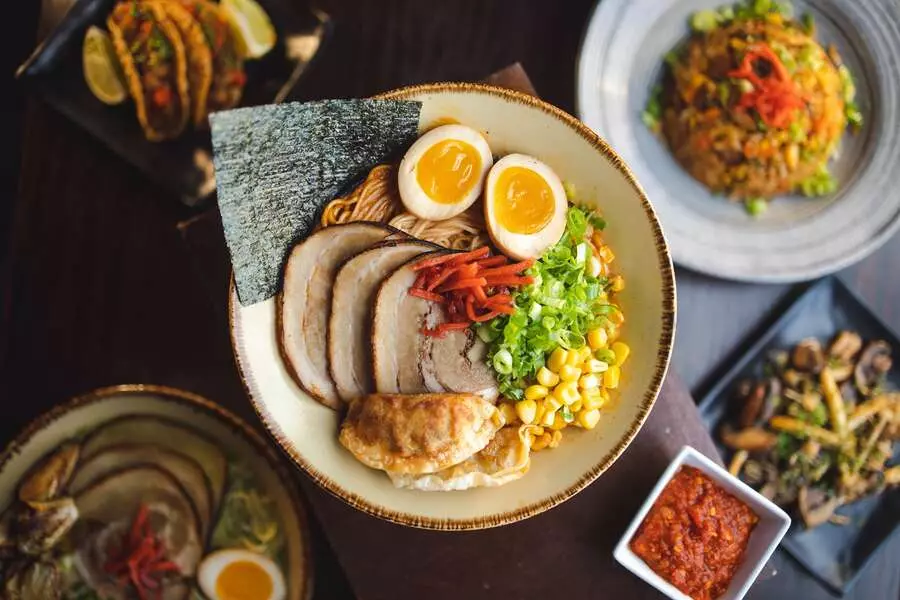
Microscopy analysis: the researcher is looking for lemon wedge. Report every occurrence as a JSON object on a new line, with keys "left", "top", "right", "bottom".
{"left": 83, "top": 26, "right": 128, "bottom": 105}
{"left": 221, "top": 0, "right": 276, "bottom": 59}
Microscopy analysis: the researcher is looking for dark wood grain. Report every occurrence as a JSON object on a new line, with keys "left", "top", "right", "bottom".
{"left": 3, "top": 1, "right": 900, "bottom": 599}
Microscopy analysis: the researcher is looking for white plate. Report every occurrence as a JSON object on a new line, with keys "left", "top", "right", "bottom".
{"left": 614, "top": 446, "right": 791, "bottom": 600}
{"left": 230, "top": 82, "right": 676, "bottom": 530}
{"left": 577, "top": 0, "right": 900, "bottom": 282}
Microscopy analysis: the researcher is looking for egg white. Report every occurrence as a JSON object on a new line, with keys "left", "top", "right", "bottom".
{"left": 398, "top": 124, "right": 493, "bottom": 220}
{"left": 484, "top": 154, "right": 567, "bottom": 260}
{"left": 197, "top": 548, "right": 287, "bottom": 600}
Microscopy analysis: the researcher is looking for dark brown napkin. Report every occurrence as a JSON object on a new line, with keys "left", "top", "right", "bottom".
{"left": 178, "top": 63, "right": 722, "bottom": 600}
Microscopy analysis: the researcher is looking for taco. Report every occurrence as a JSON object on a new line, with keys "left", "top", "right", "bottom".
{"left": 175, "top": 0, "right": 247, "bottom": 119}
{"left": 153, "top": 0, "right": 213, "bottom": 127}
{"left": 107, "top": 1, "right": 190, "bottom": 141}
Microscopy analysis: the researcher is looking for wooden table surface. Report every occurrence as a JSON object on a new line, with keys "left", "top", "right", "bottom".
{"left": 2, "top": 1, "right": 899, "bottom": 599}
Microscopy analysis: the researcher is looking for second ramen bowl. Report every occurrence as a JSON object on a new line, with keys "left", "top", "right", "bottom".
{"left": 229, "top": 83, "right": 676, "bottom": 529}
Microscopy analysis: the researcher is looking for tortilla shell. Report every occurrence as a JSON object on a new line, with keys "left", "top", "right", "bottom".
{"left": 107, "top": 2, "right": 190, "bottom": 141}
{"left": 154, "top": 0, "right": 213, "bottom": 127}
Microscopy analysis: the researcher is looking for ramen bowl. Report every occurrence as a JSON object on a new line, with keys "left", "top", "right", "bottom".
{"left": 229, "top": 83, "right": 676, "bottom": 530}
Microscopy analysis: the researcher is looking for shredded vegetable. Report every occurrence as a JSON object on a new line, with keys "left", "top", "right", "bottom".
{"left": 477, "top": 206, "right": 614, "bottom": 400}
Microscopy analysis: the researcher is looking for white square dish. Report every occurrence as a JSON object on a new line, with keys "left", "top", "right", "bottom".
{"left": 614, "top": 445, "right": 791, "bottom": 600}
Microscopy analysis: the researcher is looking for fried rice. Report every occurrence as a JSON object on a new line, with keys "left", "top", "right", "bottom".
{"left": 653, "top": 10, "right": 856, "bottom": 202}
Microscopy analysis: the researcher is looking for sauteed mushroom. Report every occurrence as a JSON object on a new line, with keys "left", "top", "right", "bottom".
{"left": 798, "top": 486, "right": 841, "bottom": 529}
{"left": 792, "top": 338, "right": 825, "bottom": 372}
{"left": 720, "top": 333, "right": 900, "bottom": 530}
{"left": 855, "top": 341, "right": 892, "bottom": 395}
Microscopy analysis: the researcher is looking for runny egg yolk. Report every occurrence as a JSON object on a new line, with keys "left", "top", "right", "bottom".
{"left": 215, "top": 560, "right": 273, "bottom": 600}
{"left": 492, "top": 166, "right": 555, "bottom": 234}
{"left": 416, "top": 139, "right": 482, "bottom": 204}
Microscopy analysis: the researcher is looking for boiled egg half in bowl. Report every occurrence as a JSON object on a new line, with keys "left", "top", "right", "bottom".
{"left": 484, "top": 154, "right": 567, "bottom": 260}
{"left": 398, "top": 124, "right": 493, "bottom": 220}
{"left": 197, "top": 548, "right": 287, "bottom": 600}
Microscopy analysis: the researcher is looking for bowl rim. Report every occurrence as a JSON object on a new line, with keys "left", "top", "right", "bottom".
{"left": 228, "top": 81, "right": 677, "bottom": 530}
{"left": 0, "top": 383, "right": 315, "bottom": 600}
{"left": 613, "top": 445, "right": 791, "bottom": 600}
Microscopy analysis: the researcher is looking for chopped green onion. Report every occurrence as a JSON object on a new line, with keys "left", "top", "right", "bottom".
{"left": 493, "top": 349, "right": 513, "bottom": 375}
{"left": 690, "top": 9, "right": 719, "bottom": 32}
{"left": 717, "top": 81, "right": 731, "bottom": 106}
{"left": 575, "top": 242, "right": 589, "bottom": 265}
{"left": 788, "top": 121, "right": 806, "bottom": 143}
{"left": 595, "top": 348, "right": 616, "bottom": 364}
{"left": 563, "top": 181, "right": 577, "bottom": 201}
{"left": 744, "top": 197, "right": 767, "bottom": 216}
{"left": 664, "top": 49, "right": 680, "bottom": 67}
{"left": 587, "top": 213, "right": 607, "bottom": 231}
{"left": 801, "top": 12, "right": 815, "bottom": 34}
{"left": 753, "top": 0, "right": 773, "bottom": 16}
{"left": 718, "top": 6, "right": 735, "bottom": 22}
{"left": 483, "top": 206, "right": 612, "bottom": 398}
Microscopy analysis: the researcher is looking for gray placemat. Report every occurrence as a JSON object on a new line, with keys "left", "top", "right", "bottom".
{"left": 210, "top": 100, "right": 421, "bottom": 305}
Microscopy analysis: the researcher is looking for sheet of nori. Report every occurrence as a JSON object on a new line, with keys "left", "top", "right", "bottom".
{"left": 210, "top": 99, "right": 421, "bottom": 305}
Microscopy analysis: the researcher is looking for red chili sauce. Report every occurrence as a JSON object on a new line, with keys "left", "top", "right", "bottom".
{"left": 630, "top": 466, "right": 759, "bottom": 600}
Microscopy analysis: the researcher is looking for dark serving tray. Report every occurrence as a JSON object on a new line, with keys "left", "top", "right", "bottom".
{"left": 698, "top": 277, "right": 900, "bottom": 596}
{"left": 17, "top": 0, "right": 331, "bottom": 206}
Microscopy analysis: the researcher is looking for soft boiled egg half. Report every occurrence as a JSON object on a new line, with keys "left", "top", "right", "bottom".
{"left": 197, "top": 548, "right": 287, "bottom": 600}
{"left": 398, "top": 124, "right": 493, "bottom": 220}
{"left": 484, "top": 154, "right": 567, "bottom": 260}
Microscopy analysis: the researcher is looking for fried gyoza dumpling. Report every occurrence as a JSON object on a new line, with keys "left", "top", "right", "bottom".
{"left": 339, "top": 393, "right": 503, "bottom": 475}
{"left": 388, "top": 426, "right": 530, "bottom": 491}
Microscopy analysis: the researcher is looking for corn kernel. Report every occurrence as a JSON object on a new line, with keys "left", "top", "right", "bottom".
{"left": 588, "top": 328, "right": 608, "bottom": 350}
{"left": 541, "top": 409, "right": 557, "bottom": 428}
{"left": 534, "top": 401, "right": 546, "bottom": 424}
{"left": 612, "top": 341, "right": 630, "bottom": 366}
{"left": 579, "top": 374, "right": 600, "bottom": 390}
{"left": 598, "top": 245, "right": 615, "bottom": 264}
{"left": 553, "top": 381, "right": 580, "bottom": 405}
{"left": 584, "top": 359, "right": 609, "bottom": 373}
{"left": 524, "top": 385, "right": 549, "bottom": 401}
{"left": 498, "top": 402, "right": 518, "bottom": 424}
{"left": 570, "top": 399, "right": 583, "bottom": 412}
{"left": 582, "top": 389, "right": 605, "bottom": 410}
{"left": 544, "top": 397, "right": 562, "bottom": 412}
{"left": 565, "top": 350, "right": 582, "bottom": 367}
{"left": 548, "top": 430, "right": 563, "bottom": 448}
{"left": 605, "top": 321, "right": 619, "bottom": 341}
{"left": 576, "top": 345, "right": 593, "bottom": 363}
{"left": 578, "top": 408, "right": 601, "bottom": 430}
{"left": 529, "top": 426, "right": 545, "bottom": 437}
{"left": 604, "top": 365, "right": 620, "bottom": 389}
{"left": 550, "top": 411, "right": 568, "bottom": 431}
{"left": 591, "top": 232, "right": 605, "bottom": 252}
{"left": 547, "top": 348, "right": 568, "bottom": 372}
{"left": 532, "top": 432, "right": 551, "bottom": 451}
{"left": 558, "top": 364, "right": 581, "bottom": 383}
{"left": 536, "top": 367, "right": 560, "bottom": 387}
{"left": 609, "top": 308, "right": 625, "bottom": 325}
{"left": 610, "top": 275, "right": 625, "bottom": 293}
{"left": 515, "top": 399, "right": 537, "bottom": 425}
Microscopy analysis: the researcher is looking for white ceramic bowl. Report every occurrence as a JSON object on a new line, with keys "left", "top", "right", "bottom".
{"left": 229, "top": 82, "right": 677, "bottom": 530}
{"left": 614, "top": 446, "right": 791, "bottom": 600}
{"left": 0, "top": 385, "right": 313, "bottom": 600}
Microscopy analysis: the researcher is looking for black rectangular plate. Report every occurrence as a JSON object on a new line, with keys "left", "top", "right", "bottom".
{"left": 698, "top": 277, "right": 900, "bottom": 596}
{"left": 17, "top": 0, "right": 331, "bottom": 206}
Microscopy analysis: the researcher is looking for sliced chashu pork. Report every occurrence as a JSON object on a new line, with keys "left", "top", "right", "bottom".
{"left": 280, "top": 222, "right": 394, "bottom": 408}
{"left": 74, "top": 466, "right": 202, "bottom": 600}
{"left": 68, "top": 444, "right": 214, "bottom": 539}
{"left": 372, "top": 258, "right": 498, "bottom": 400}
{"left": 329, "top": 241, "right": 437, "bottom": 403}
